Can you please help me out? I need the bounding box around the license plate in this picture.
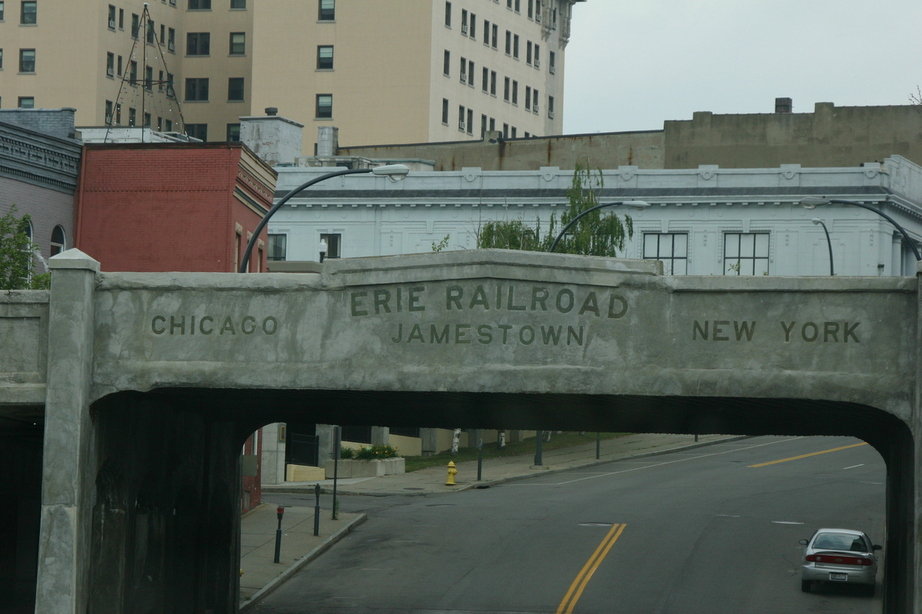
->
[828,572,848,582]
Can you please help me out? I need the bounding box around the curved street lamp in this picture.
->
[548,201,650,253]
[799,197,921,262]
[811,218,834,276]
[239,164,410,273]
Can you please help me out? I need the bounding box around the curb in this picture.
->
[318,435,752,497]
[239,513,367,612]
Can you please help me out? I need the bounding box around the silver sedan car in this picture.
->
[799,528,881,595]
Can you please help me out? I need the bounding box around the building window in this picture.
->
[513,34,519,59]
[443,49,450,76]
[268,234,287,261]
[505,30,511,54]
[511,80,518,105]
[532,87,539,112]
[167,28,175,51]
[481,67,488,92]
[128,107,136,126]
[469,12,476,38]
[724,232,769,275]
[643,233,688,275]
[144,65,153,90]
[50,225,66,256]
[316,45,333,69]
[18,48,34,72]
[483,19,490,45]
[491,23,498,49]
[458,105,465,131]
[549,50,556,74]
[107,4,116,28]
[230,0,245,7]
[534,43,540,67]
[460,8,467,34]
[227,77,244,101]
[229,32,245,55]
[226,123,240,142]
[20,0,35,24]
[444,0,450,27]
[441,98,449,125]
[129,60,137,84]
[548,95,555,119]
[105,100,113,124]
[318,0,334,21]
[185,123,207,141]
[186,32,210,55]
[184,77,209,101]
[106,52,114,77]
[143,111,151,127]
[146,19,155,44]
[131,12,139,38]
[18,96,34,108]
[315,93,332,119]
[188,0,211,8]
[320,233,340,259]
[503,76,510,102]
[118,7,123,28]
[0,1,5,20]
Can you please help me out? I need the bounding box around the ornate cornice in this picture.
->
[0,124,82,194]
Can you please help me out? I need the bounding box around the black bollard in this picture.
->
[313,484,321,536]
[273,506,285,564]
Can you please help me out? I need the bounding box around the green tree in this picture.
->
[0,206,49,290]
[476,163,634,255]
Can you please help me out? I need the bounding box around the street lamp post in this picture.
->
[548,201,650,253]
[799,197,921,262]
[811,218,834,276]
[238,164,410,273]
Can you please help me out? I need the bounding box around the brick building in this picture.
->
[75,142,276,274]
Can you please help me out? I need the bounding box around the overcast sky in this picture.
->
[562,0,922,134]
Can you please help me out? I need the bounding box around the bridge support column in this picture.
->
[35,250,100,614]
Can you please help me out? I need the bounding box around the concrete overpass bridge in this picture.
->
[2,249,919,613]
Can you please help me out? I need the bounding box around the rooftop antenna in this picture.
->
[106,2,186,143]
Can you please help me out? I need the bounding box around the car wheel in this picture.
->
[801,580,811,592]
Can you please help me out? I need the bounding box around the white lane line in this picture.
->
[772,520,805,525]
[843,464,865,470]
[510,437,805,486]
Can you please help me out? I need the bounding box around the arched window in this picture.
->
[50,225,66,256]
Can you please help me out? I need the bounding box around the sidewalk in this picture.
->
[242,433,741,609]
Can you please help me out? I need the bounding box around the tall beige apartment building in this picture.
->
[0,0,584,151]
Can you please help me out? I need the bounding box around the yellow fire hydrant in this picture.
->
[445,461,457,486]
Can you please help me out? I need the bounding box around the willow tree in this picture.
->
[476,164,633,255]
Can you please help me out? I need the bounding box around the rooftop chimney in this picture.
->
[774,97,792,114]
[265,107,278,116]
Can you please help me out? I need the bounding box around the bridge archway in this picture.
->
[21,249,922,613]
[82,386,911,613]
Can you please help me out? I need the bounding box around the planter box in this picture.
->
[324,457,405,478]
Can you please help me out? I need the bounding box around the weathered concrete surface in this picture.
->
[90,250,915,417]
[4,248,919,613]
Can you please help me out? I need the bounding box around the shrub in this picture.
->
[353,445,399,460]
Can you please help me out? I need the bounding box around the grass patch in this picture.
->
[403,432,627,472]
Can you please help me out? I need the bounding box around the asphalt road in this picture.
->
[259,436,885,614]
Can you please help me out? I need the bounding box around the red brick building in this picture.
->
[75,143,276,273]
[74,142,277,512]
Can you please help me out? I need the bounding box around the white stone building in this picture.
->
[267,157,922,278]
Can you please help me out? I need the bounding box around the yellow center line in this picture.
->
[556,523,626,614]
[748,442,868,468]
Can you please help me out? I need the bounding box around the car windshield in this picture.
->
[814,533,867,552]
